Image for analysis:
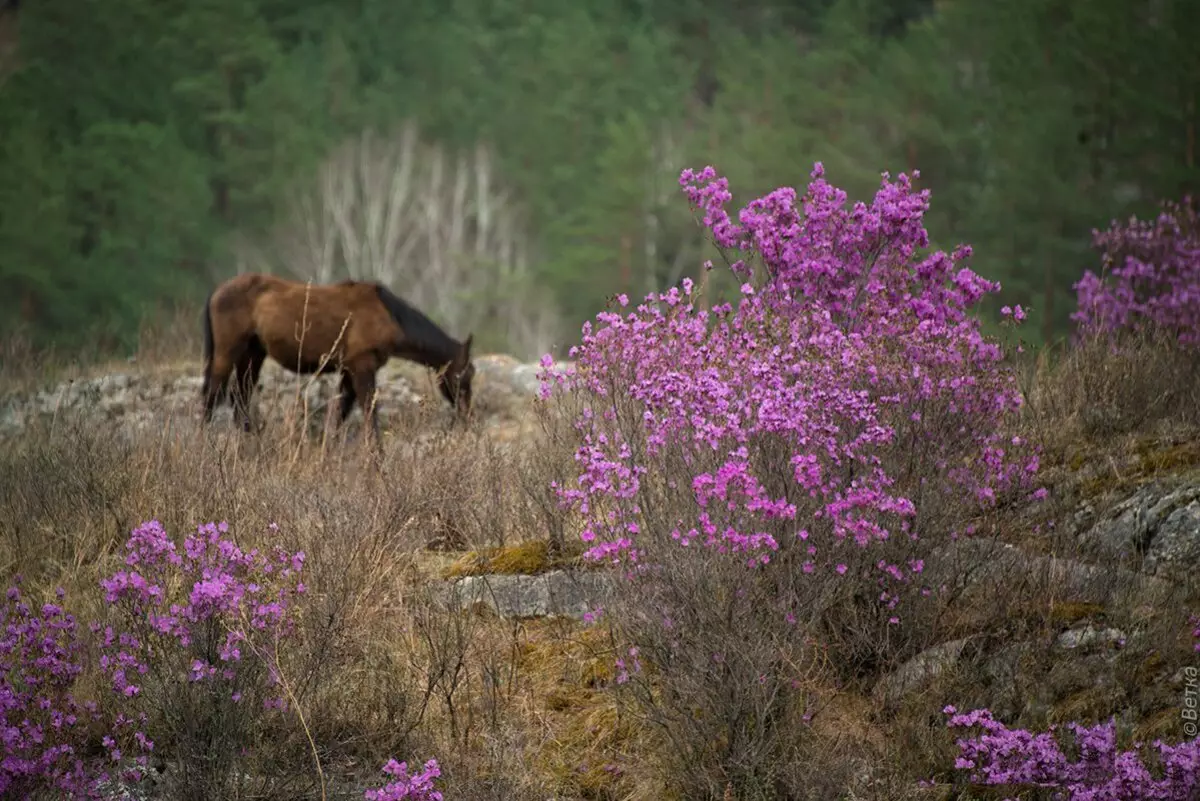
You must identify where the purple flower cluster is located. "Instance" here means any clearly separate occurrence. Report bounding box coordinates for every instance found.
[541,164,1040,607]
[1072,196,1200,348]
[944,706,1200,800]
[363,757,443,801]
[0,581,102,798]
[90,519,306,781]
[97,520,306,709]
[0,520,385,798]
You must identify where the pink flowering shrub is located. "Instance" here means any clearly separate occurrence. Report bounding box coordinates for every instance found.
[0,581,106,799]
[363,757,443,801]
[1072,196,1200,348]
[1,519,448,800]
[944,707,1200,800]
[537,164,1041,794]
[94,519,307,799]
[541,163,1039,637]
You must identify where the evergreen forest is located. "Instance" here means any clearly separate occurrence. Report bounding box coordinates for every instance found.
[1,0,1196,358]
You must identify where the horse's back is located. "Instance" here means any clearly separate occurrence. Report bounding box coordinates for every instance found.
[231,276,395,370]
[208,272,282,310]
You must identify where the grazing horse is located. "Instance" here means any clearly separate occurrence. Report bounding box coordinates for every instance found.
[199,273,475,443]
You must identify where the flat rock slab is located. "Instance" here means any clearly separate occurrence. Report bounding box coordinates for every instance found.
[442,569,613,619]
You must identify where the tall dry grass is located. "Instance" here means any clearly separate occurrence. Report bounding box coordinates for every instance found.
[0,315,1198,800]
[0,334,616,798]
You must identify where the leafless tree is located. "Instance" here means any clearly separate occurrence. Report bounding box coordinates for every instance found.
[238,122,562,360]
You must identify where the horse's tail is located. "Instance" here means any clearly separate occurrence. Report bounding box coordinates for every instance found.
[201,289,216,396]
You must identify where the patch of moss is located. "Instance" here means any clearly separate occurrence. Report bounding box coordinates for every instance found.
[1138,439,1200,473]
[441,538,583,578]
[1077,437,1200,500]
[1046,602,1105,627]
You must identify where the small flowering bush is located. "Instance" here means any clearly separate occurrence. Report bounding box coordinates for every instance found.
[1072,196,1200,348]
[95,519,307,799]
[0,581,104,799]
[1,519,444,800]
[944,707,1200,800]
[363,757,443,801]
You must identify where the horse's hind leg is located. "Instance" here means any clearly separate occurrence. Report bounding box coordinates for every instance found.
[232,340,267,433]
[201,355,235,425]
[336,371,358,426]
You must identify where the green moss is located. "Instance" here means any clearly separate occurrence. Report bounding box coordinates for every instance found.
[1138,440,1200,473]
[1047,602,1105,626]
[441,538,583,578]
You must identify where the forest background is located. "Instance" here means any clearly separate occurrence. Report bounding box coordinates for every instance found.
[1,0,1196,360]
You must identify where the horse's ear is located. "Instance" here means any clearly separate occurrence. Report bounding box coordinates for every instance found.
[462,332,474,358]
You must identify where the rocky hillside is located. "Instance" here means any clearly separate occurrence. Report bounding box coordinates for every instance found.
[0,353,573,442]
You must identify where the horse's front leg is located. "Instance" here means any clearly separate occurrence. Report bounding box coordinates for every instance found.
[336,371,358,427]
[351,370,384,453]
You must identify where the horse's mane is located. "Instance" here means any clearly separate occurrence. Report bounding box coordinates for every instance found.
[373,284,460,363]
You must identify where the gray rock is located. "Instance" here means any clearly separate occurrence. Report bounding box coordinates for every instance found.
[1143,498,1200,582]
[509,361,574,395]
[1080,482,1166,562]
[875,637,973,704]
[1079,482,1200,580]
[1055,623,1127,650]
[445,569,613,619]
[928,537,1175,607]
[0,356,564,441]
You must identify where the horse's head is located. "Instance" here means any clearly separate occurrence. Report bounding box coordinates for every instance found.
[438,332,475,419]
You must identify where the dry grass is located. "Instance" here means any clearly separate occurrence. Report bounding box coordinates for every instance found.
[1,317,1199,800]
[1021,326,1200,451]
[0,302,204,395]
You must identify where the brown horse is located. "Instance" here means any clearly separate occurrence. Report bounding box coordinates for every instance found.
[200,273,475,442]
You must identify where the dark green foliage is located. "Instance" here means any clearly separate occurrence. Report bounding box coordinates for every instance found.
[0,0,1193,353]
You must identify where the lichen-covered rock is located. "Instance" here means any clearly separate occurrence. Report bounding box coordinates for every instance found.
[1143,496,1200,583]
[443,570,613,619]
[1079,481,1200,582]
[875,637,973,704]
[1055,623,1127,650]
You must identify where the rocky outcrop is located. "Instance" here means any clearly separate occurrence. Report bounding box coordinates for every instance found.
[877,475,1198,714]
[0,354,575,440]
[1077,481,1200,585]
[928,536,1178,608]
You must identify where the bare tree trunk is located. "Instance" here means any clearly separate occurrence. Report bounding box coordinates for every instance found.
[249,121,564,359]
